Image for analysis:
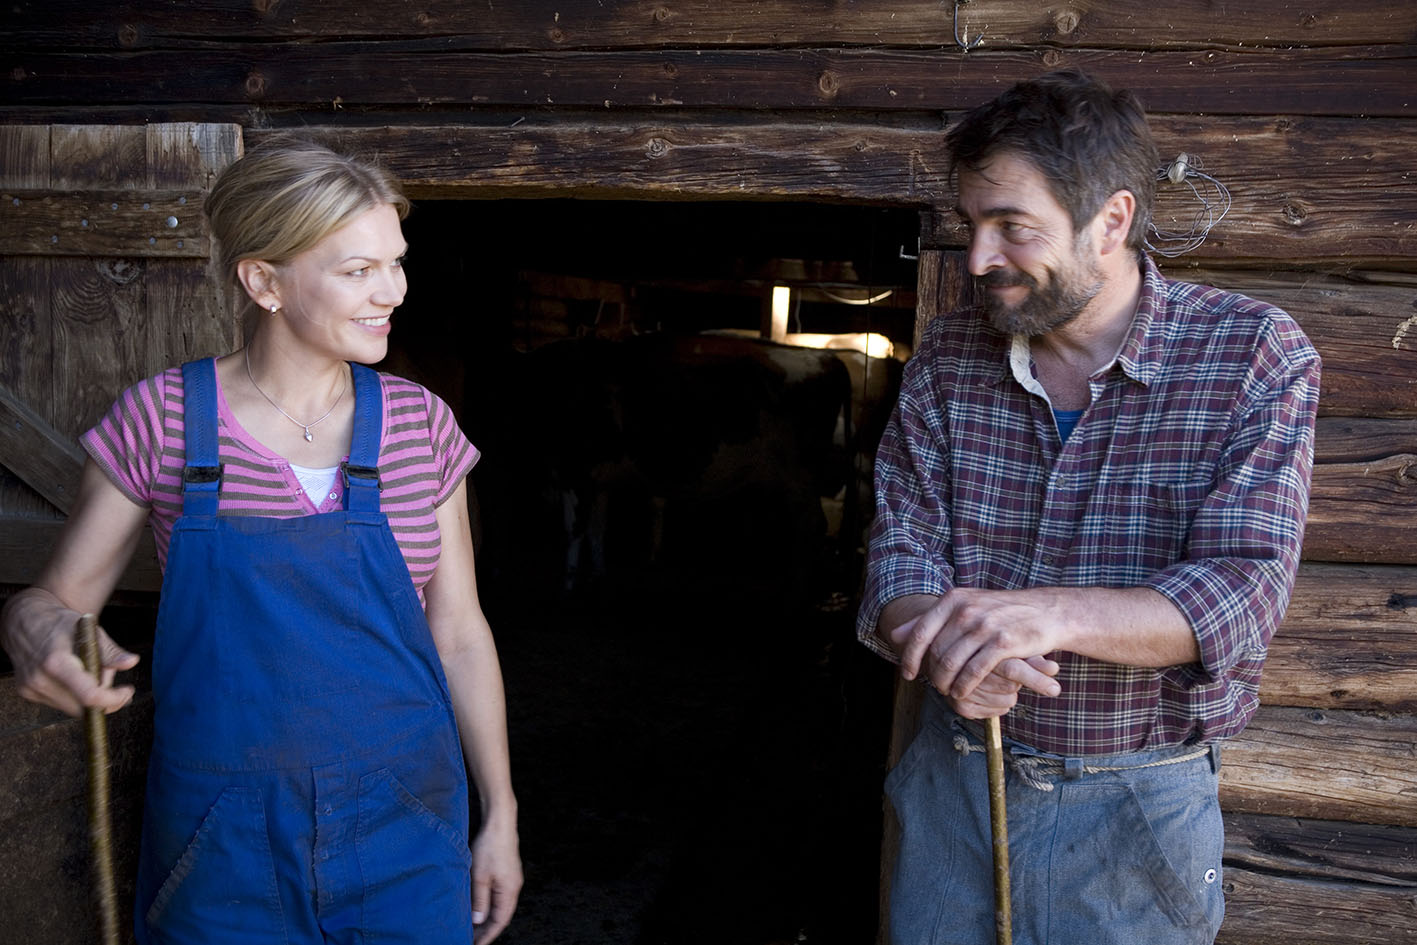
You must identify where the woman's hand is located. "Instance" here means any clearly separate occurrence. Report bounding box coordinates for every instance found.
[470,812,522,944]
[2,588,139,717]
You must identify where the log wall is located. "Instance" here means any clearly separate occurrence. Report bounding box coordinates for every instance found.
[2,3,1414,943]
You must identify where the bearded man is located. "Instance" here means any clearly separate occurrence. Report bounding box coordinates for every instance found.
[858,69,1320,945]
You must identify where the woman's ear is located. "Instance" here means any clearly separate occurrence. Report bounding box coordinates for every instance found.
[236,259,281,312]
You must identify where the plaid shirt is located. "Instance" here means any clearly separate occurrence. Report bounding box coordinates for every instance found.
[858,257,1320,756]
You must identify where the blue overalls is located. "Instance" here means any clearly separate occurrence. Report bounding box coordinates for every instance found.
[134,358,474,944]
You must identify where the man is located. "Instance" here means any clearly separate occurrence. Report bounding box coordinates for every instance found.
[858,70,1319,945]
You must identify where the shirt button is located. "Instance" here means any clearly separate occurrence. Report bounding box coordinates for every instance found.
[328,492,337,500]
[1204,868,1217,884]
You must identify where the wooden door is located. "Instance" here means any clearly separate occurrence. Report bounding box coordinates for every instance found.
[876,238,974,942]
[0,122,241,945]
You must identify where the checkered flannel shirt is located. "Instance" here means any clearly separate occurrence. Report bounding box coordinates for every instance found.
[858,257,1320,756]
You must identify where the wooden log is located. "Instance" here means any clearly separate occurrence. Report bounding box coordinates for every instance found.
[1315,417,1417,464]
[1305,456,1417,565]
[1220,812,1417,944]
[1225,812,1417,886]
[1264,563,1417,712]
[9,1,1417,55]
[4,44,1415,119]
[1218,865,1417,945]
[1220,706,1417,828]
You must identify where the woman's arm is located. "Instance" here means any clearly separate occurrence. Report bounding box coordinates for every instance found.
[424,478,522,944]
[1,460,147,716]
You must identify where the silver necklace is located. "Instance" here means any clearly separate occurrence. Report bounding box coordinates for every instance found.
[243,347,346,443]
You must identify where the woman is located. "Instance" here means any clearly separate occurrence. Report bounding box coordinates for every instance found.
[0,135,521,943]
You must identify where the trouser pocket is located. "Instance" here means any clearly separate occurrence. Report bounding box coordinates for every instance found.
[355,767,474,944]
[143,786,287,943]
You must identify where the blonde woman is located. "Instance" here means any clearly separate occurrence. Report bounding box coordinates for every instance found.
[1,135,521,943]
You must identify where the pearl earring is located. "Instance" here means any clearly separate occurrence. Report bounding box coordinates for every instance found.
[270,304,279,315]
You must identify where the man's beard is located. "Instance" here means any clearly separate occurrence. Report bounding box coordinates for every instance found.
[977,246,1103,337]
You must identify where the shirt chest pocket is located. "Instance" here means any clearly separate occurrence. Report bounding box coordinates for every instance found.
[1089,477,1213,576]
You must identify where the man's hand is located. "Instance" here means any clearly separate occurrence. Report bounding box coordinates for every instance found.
[888,587,1068,705]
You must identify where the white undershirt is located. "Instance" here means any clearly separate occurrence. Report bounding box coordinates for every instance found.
[289,462,340,506]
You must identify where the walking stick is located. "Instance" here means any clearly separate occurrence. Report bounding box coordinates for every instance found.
[77,613,122,945]
[984,715,1013,945]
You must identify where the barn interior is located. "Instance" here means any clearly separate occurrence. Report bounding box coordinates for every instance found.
[386,197,922,944]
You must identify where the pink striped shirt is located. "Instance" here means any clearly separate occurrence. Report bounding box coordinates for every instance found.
[81,364,478,603]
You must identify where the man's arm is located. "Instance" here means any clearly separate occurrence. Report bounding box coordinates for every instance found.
[889,585,1190,707]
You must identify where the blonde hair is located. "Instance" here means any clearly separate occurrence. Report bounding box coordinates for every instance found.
[204,133,409,325]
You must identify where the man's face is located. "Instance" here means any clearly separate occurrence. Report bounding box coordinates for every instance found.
[956,153,1104,337]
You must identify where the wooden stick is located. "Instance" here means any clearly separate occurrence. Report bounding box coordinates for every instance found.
[984,715,1013,945]
[77,613,121,945]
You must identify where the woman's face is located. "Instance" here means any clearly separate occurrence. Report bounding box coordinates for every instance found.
[269,202,408,365]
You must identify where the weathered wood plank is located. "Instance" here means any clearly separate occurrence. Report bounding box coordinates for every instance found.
[1218,868,1417,944]
[8,1,1415,51]
[5,45,1414,118]
[0,381,84,514]
[1314,417,1417,464]
[1220,706,1417,828]
[262,117,1417,267]
[0,189,209,257]
[1264,563,1417,712]
[1225,812,1417,886]
[1304,456,1417,565]
[1221,813,1417,944]
[0,517,163,593]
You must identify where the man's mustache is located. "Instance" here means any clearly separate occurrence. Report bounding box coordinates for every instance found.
[976,270,1039,290]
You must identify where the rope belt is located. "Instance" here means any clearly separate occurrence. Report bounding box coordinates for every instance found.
[951,733,1212,793]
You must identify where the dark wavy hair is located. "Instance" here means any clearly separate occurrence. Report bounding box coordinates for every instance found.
[946,69,1159,254]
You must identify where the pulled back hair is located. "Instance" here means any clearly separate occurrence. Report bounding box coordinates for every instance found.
[204,133,409,323]
[946,69,1159,254]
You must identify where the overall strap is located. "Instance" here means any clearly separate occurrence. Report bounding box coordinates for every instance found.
[179,358,222,517]
[342,362,383,513]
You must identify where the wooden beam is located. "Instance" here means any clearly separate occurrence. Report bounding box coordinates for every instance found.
[0,518,161,592]
[1220,705,1417,827]
[1264,563,1417,711]
[5,44,1414,118]
[0,189,209,257]
[0,381,84,514]
[1305,456,1417,564]
[10,1,1417,52]
[1220,812,1417,944]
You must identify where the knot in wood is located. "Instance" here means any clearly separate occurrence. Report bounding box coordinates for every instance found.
[1300,13,1320,28]
[1041,49,1064,68]
[645,137,670,159]
[97,259,142,285]
[118,24,140,48]
[549,27,565,43]
[1054,10,1080,35]
[415,12,432,27]
[1281,203,1307,226]
[252,0,280,14]
[663,61,678,78]
[244,71,267,98]
[654,6,673,23]
[817,70,840,97]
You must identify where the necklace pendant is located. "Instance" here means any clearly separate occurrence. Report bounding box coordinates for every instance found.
[303,429,314,443]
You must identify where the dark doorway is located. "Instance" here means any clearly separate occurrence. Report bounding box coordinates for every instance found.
[395,199,917,944]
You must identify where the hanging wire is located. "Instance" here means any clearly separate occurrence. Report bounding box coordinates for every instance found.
[1145,152,1232,258]
[953,0,985,51]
